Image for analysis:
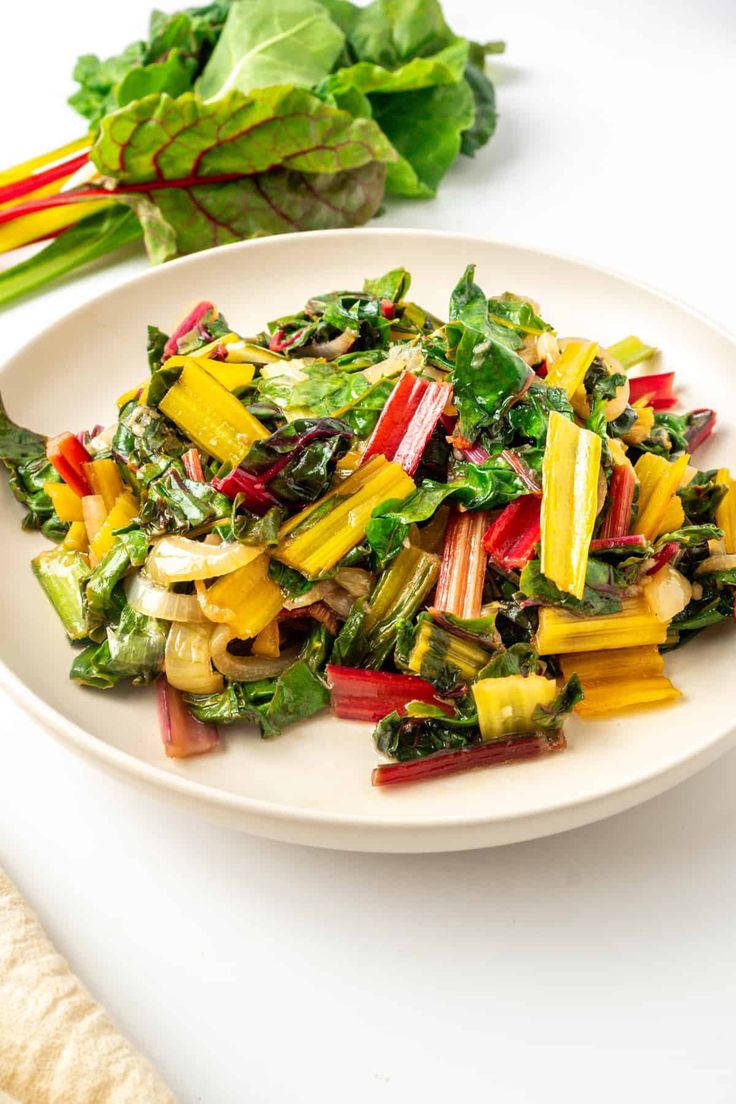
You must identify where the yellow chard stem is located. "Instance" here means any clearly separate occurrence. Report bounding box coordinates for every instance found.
[472,675,557,741]
[275,456,415,579]
[715,470,736,552]
[536,597,668,655]
[159,358,269,466]
[633,452,690,540]
[544,341,598,397]
[540,411,601,599]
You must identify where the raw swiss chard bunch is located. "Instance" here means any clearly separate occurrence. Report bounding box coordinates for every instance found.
[0,0,504,306]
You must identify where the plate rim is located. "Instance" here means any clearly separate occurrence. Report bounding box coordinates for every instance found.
[2,226,735,845]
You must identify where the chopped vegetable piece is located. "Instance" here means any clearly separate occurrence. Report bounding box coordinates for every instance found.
[62,520,88,552]
[44,480,83,522]
[544,341,597,397]
[541,411,601,599]
[572,677,680,717]
[158,358,268,466]
[434,508,490,618]
[31,547,91,640]
[472,674,557,740]
[182,448,204,482]
[361,371,429,464]
[157,677,220,759]
[607,336,658,370]
[598,462,635,540]
[252,618,280,658]
[372,731,566,786]
[196,554,283,639]
[559,644,664,683]
[46,432,92,497]
[633,452,690,540]
[628,371,676,411]
[146,535,263,584]
[482,494,541,571]
[164,621,223,695]
[643,563,692,621]
[398,614,492,692]
[164,353,255,392]
[326,666,449,722]
[274,456,415,579]
[536,597,668,654]
[391,381,452,475]
[89,491,139,561]
[84,457,125,512]
[715,470,736,553]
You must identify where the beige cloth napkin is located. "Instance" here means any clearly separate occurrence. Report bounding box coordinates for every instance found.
[0,869,176,1104]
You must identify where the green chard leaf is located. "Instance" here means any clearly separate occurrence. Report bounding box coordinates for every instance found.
[347,0,458,67]
[374,708,481,762]
[91,88,395,263]
[196,0,346,99]
[0,394,61,536]
[518,560,623,617]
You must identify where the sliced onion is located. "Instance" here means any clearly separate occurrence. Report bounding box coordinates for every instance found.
[126,572,206,623]
[643,564,692,622]
[536,331,559,365]
[299,329,356,359]
[147,536,264,584]
[362,345,425,385]
[322,585,355,619]
[695,553,736,576]
[283,581,333,611]
[334,567,375,597]
[165,621,223,694]
[210,624,299,680]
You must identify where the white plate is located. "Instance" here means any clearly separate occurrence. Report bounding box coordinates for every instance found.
[1,229,735,852]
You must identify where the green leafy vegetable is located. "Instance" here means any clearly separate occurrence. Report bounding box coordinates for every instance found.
[90,87,395,263]
[0,395,61,537]
[196,0,346,99]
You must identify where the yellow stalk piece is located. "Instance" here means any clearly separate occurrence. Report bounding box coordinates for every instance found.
[89,491,138,561]
[541,411,602,599]
[560,643,679,716]
[116,382,148,408]
[560,645,664,684]
[196,554,283,639]
[472,675,557,741]
[622,401,655,447]
[159,359,268,466]
[44,481,83,522]
[62,520,88,553]
[715,469,736,552]
[252,618,281,657]
[275,456,415,579]
[658,495,685,535]
[606,336,658,371]
[164,354,254,393]
[633,452,690,540]
[84,458,125,512]
[544,341,598,398]
[573,676,680,717]
[536,597,668,655]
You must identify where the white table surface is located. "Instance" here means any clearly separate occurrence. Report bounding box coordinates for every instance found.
[2,1,736,1100]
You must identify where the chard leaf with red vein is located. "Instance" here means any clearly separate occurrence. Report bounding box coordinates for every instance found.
[90,87,395,262]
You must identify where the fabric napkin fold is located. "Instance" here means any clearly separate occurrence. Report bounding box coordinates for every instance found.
[0,869,176,1104]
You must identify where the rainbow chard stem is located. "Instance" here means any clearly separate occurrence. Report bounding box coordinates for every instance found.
[372,730,566,786]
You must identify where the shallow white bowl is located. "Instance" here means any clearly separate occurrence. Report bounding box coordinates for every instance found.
[1,229,734,852]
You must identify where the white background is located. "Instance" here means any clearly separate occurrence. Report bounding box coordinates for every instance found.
[2,0,736,1100]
